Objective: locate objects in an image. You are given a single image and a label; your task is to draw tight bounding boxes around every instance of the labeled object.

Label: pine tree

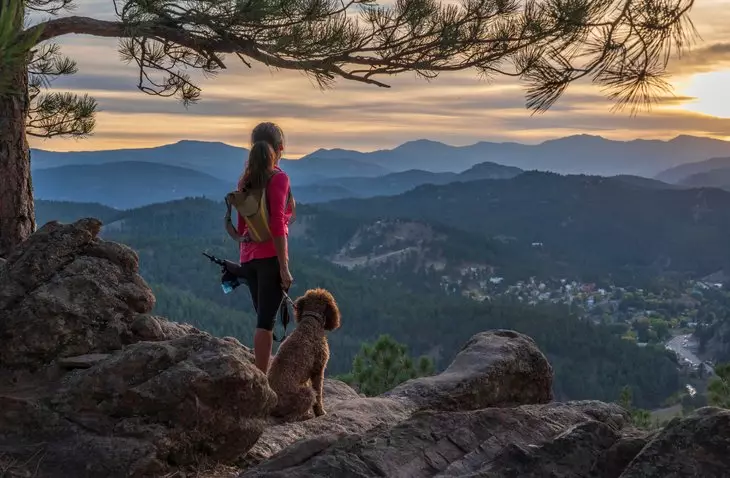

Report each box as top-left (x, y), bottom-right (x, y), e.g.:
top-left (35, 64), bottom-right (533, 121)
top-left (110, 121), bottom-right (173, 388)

top-left (1, 0), bottom-right (698, 254)
top-left (618, 384), bottom-right (657, 429)
top-left (707, 363), bottom-right (730, 409)
top-left (341, 334), bottom-right (435, 396)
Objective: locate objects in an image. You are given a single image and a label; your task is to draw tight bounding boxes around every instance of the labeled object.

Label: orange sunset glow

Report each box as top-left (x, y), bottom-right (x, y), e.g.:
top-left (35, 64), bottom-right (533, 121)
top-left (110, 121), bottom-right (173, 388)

top-left (28, 0), bottom-right (730, 157)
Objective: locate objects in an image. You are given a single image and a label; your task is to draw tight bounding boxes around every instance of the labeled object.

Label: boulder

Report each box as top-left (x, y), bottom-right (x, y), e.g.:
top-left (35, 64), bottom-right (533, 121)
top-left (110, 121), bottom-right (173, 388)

top-left (619, 407), bottom-right (730, 478)
top-left (0, 219), bottom-right (155, 372)
top-left (2, 332), bottom-right (276, 477)
top-left (384, 329), bottom-right (553, 411)
top-left (0, 219), bottom-right (276, 477)
top-left (241, 330), bottom-right (553, 468)
top-left (241, 401), bottom-right (631, 478)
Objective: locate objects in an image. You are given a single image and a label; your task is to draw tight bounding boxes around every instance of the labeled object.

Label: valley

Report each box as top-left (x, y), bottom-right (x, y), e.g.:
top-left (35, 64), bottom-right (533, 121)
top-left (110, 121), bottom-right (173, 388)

top-left (28, 133), bottom-right (730, 414)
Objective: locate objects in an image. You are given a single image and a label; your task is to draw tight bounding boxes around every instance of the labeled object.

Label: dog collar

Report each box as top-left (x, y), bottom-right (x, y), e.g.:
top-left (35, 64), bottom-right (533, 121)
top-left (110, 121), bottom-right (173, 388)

top-left (302, 311), bottom-right (326, 326)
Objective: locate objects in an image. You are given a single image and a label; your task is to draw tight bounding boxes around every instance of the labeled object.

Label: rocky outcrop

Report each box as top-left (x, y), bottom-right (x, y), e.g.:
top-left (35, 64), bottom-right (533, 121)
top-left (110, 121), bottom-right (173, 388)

top-left (241, 329), bottom-right (554, 468)
top-left (0, 219), bottom-right (276, 477)
top-left (242, 401), bottom-right (632, 478)
top-left (384, 329), bottom-right (553, 411)
top-left (620, 407), bottom-right (730, 477)
top-left (0, 218), bottom-right (154, 371)
top-left (242, 400), bottom-right (730, 478)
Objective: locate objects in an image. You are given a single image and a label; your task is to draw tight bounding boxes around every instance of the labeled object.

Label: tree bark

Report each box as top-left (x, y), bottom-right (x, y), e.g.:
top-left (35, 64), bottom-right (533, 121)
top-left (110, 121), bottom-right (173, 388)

top-left (0, 61), bottom-right (35, 257)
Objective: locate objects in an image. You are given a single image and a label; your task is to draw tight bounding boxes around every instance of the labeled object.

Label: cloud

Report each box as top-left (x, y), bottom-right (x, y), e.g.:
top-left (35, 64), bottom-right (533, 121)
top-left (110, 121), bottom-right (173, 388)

top-left (670, 43), bottom-right (730, 75)
top-left (25, 1), bottom-right (730, 156)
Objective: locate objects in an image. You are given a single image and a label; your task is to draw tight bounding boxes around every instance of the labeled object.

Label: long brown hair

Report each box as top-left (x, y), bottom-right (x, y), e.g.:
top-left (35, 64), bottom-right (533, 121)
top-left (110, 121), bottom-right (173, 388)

top-left (239, 141), bottom-right (275, 190)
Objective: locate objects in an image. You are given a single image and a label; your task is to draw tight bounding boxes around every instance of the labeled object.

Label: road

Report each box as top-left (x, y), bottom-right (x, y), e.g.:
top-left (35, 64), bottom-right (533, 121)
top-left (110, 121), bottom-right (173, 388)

top-left (665, 334), bottom-right (715, 375)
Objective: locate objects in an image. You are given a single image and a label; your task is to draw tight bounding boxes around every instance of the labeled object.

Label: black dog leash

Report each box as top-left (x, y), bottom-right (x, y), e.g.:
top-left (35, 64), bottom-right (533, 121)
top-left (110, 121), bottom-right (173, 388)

top-left (275, 289), bottom-right (294, 343)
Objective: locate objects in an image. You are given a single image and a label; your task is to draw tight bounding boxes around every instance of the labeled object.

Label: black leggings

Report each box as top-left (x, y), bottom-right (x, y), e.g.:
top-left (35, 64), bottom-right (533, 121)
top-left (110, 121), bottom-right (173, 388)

top-left (241, 256), bottom-right (283, 331)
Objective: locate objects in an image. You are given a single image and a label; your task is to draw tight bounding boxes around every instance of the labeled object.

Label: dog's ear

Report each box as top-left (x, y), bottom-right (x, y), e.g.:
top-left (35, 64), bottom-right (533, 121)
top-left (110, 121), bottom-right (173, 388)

top-left (321, 289), bottom-right (341, 331)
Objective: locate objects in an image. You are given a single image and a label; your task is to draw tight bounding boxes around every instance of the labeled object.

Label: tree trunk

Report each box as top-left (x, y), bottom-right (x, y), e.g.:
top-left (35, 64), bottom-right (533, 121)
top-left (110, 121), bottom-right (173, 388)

top-left (0, 61), bottom-right (34, 257)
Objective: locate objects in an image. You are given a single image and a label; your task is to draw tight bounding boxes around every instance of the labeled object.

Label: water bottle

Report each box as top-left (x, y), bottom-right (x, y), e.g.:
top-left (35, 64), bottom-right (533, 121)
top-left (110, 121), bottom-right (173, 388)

top-left (221, 277), bottom-right (240, 294)
top-left (222, 281), bottom-right (235, 294)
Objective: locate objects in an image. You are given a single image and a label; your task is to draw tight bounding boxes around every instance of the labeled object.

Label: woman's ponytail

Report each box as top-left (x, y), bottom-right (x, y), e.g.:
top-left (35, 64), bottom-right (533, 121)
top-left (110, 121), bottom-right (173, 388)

top-left (239, 141), bottom-right (275, 190)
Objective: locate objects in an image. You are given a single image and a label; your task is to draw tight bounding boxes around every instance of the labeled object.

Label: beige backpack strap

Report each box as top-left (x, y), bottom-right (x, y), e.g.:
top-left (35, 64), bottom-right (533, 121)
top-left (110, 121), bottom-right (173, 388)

top-left (224, 192), bottom-right (248, 243)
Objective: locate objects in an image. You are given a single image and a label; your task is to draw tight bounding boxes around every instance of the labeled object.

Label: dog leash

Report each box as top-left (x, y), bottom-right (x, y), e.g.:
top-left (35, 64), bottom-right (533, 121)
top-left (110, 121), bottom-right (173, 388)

top-left (274, 289), bottom-right (294, 343)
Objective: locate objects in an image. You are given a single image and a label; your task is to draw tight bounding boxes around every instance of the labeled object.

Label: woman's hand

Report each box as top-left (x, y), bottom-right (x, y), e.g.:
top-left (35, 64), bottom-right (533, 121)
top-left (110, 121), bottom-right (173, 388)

top-left (280, 264), bottom-right (293, 291)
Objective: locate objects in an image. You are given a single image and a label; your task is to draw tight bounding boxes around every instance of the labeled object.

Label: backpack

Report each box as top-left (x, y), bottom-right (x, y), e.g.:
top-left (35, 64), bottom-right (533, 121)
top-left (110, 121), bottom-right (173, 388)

top-left (224, 170), bottom-right (292, 243)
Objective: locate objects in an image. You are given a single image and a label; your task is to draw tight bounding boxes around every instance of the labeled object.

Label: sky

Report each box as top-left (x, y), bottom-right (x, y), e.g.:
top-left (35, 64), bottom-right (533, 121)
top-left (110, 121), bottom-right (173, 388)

top-left (26, 0), bottom-right (730, 158)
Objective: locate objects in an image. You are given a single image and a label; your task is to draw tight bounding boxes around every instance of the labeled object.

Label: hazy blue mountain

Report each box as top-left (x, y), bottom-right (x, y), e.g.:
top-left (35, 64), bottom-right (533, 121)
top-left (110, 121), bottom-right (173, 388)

top-left (35, 200), bottom-right (121, 227)
top-left (677, 167), bottom-right (730, 191)
top-left (307, 161), bottom-right (523, 200)
top-left (282, 156), bottom-right (390, 184)
top-left (32, 141), bottom-right (243, 179)
top-left (291, 183), bottom-right (357, 203)
top-left (31, 140), bottom-right (391, 186)
top-left (32, 158), bottom-right (377, 210)
top-left (32, 161), bottom-right (232, 209)
top-left (32, 135), bottom-right (730, 184)
top-left (304, 135), bottom-right (730, 177)
top-left (656, 157), bottom-right (730, 184)
top-left (608, 175), bottom-right (680, 190)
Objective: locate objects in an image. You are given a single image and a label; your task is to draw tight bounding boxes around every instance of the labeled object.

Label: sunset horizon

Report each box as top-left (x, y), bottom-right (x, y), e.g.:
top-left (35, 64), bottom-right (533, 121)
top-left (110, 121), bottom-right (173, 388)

top-left (30, 130), bottom-right (730, 160)
top-left (26, 0), bottom-right (730, 159)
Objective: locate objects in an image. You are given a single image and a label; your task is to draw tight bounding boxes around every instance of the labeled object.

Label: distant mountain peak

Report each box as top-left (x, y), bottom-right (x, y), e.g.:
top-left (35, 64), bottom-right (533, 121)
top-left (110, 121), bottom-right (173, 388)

top-left (541, 134), bottom-right (607, 145)
top-left (394, 139), bottom-right (451, 151)
top-left (668, 134), bottom-right (728, 145)
top-left (169, 139), bottom-right (238, 149)
top-left (398, 138), bottom-right (448, 146)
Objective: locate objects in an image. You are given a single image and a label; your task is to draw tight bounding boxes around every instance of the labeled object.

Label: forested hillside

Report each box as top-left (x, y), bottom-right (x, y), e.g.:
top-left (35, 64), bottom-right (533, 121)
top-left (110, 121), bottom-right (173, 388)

top-left (321, 171), bottom-right (730, 284)
top-left (34, 198), bottom-right (685, 408)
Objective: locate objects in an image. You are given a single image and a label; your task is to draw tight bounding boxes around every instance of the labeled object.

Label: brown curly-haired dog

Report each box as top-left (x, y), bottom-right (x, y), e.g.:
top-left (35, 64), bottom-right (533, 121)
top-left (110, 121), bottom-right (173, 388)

top-left (267, 288), bottom-right (341, 421)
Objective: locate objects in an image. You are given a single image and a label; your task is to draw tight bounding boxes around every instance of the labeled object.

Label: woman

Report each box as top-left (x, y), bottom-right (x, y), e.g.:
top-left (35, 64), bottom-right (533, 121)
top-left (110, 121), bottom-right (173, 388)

top-left (238, 122), bottom-right (294, 373)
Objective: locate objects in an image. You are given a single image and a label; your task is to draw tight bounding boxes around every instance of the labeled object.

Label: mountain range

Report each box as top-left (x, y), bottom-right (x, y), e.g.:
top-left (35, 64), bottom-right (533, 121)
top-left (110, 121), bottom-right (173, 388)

top-left (302, 134), bottom-right (730, 177)
top-left (31, 152), bottom-right (525, 208)
top-left (32, 161), bottom-right (230, 209)
top-left (30, 134), bottom-right (730, 209)
top-left (31, 140), bottom-right (390, 186)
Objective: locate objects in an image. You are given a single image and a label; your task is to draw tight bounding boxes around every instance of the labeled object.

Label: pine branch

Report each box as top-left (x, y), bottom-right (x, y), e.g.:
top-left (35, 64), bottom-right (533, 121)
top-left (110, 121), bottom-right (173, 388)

top-left (26, 92), bottom-right (97, 138)
top-left (22, 40), bottom-right (98, 138)
top-left (23, 0), bottom-right (697, 113)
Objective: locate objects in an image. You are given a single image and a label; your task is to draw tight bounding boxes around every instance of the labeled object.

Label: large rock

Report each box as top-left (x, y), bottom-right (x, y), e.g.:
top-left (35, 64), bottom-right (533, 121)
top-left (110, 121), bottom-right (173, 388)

top-left (242, 395), bottom-right (730, 478)
top-left (241, 329), bottom-right (553, 468)
top-left (0, 219), bottom-right (155, 371)
top-left (242, 401), bottom-right (632, 478)
top-left (384, 329), bottom-right (553, 411)
top-left (1, 332), bottom-right (276, 477)
top-left (620, 407), bottom-right (730, 477)
top-left (0, 219), bottom-right (276, 476)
